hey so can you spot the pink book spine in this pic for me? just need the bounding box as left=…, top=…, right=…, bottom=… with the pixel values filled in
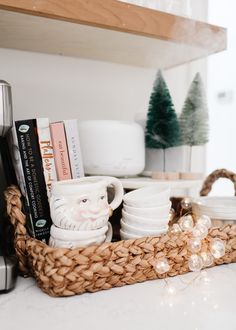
left=50, top=122, right=72, bottom=181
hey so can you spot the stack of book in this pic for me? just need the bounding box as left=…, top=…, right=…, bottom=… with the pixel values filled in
left=8, top=118, right=84, bottom=243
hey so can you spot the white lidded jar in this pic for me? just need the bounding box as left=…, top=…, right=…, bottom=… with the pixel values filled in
left=78, top=120, right=145, bottom=177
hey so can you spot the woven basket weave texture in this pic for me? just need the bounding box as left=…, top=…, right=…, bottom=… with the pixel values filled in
left=5, top=169, right=236, bottom=297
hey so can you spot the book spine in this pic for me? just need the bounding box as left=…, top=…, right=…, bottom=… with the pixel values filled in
left=64, top=119, right=84, bottom=179
left=7, top=127, right=35, bottom=238
left=50, top=122, right=72, bottom=181
left=15, top=119, right=52, bottom=242
left=36, top=118, right=57, bottom=197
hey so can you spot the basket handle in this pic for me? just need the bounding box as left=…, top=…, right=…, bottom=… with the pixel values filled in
left=4, top=185, right=30, bottom=275
left=200, top=169, right=236, bottom=196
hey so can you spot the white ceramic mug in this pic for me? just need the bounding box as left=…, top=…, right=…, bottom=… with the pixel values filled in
left=49, top=222, right=113, bottom=248
left=50, top=176, right=124, bottom=230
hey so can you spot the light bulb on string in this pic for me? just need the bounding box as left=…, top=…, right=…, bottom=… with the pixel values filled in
left=200, top=270, right=212, bottom=284
left=200, top=252, right=214, bottom=267
left=192, top=223, right=208, bottom=239
left=166, top=285, right=177, bottom=296
left=197, top=215, right=212, bottom=229
left=188, top=238, right=202, bottom=253
left=180, top=197, right=192, bottom=210
left=155, top=258, right=170, bottom=274
left=210, top=238, right=225, bottom=259
left=170, top=223, right=182, bottom=234
left=188, top=254, right=204, bottom=272
left=179, top=215, right=194, bottom=232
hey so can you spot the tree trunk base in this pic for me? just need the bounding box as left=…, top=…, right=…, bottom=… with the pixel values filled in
left=180, top=172, right=204, bottom=180
left=152, top=171, right=180, bottom=180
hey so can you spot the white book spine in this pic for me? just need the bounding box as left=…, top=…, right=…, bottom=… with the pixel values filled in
left=36, top=118, right=57, bottom=197
left=64, top=119, right=84, bottom=178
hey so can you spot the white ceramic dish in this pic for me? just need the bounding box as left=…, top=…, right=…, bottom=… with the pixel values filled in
left=123, top=202, right=171, bottom=218
left=120, top=229, right=140, bottom=240
left=192, top=196, right=236, bottom=221
left=50, top=223, right=109, bottom=240
left=120, top=218, right=168, bottom=236
left=49, top=223, right=112, bottom=248
left=123, top=186, right=170, bottom=208
left=193, top=208, right=236, bottom=220
left=49, top=234, right=107, bottom=248
left=211, top=219, right=235, bottom=226
left=120, top=226, right=167, bottom=240
left=193, top=208, right=236, bottom=217
left=193, top=196, right=236, bottom=210
left=122, top=210, right=169, bottom=229
left=193, top=205, right=236, bottom=214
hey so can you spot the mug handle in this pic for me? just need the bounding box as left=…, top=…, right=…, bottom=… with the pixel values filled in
left=105, top=222, right=113, bottom=242
left=105, top=177, right=124, bottom=212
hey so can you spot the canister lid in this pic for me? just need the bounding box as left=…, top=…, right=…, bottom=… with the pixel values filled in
left=0, top=80, right=10, bottom=86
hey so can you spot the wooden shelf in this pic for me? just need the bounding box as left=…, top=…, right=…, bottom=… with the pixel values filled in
left=0, top=0, right=227, bottom=68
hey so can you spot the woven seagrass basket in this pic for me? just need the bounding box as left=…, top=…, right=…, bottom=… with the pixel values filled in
left=5, top=169, right=236, bottom=297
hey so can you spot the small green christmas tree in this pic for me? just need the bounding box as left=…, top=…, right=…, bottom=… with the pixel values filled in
left=145, top=70, right=181, bottom=171
left=179, top=72, right=209, bottom=171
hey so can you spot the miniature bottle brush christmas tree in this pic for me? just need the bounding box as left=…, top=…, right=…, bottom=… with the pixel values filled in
left=179, top=72, right=209, bottom=173
left=145, top=70, right=181, bottom=172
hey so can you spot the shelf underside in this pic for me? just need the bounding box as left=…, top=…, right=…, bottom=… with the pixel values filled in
left=120, top=177, right=202, bottom=189
left=0, top=0, right=227, bottom=68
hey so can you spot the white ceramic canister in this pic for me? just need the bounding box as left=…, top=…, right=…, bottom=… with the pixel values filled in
left=78, top=120, right=145, bottom=177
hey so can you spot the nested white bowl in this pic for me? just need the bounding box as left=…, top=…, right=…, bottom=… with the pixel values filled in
left=123, top=186, right=170, bottom=208
left=50, top=223, right=109, bottom=240
left=120, top=229, right=140, bottom=240
left=123, top=202, right=171, bottom=218
left=193, top=196, right=236, bottom=211
left=49, top=223, right=112, bottom=248
left=49, top=222, right=113, bottom=248
left=49, top=233, right=106, bottom=248
left=211, top=219, right=235, bottom=226
left=193, top=205, right=236, bottom=215
left=192, top=196, right=236, bottom=220
left=121, top=218, right=168, bottom=236
left=193, top=208, right=236, bottom=220
left=122, top=210, right=169, bottom=229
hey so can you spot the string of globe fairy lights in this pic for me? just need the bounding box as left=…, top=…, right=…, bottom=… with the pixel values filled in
left=153, top=197, right=227, bottom=296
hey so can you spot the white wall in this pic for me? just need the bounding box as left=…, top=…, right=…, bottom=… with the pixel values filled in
left=0, top=0, right=208, bottom=184
left=164, top=0, right=208, bottom=114
left=0, top=1, right=209, bottom=220
left=207, top=0, right=236, bottom=195
left=0, top=48, right=156, bottom=122
left=0, top=47, right=206, bottom=125
left=0, top=1, right=208, bottom=124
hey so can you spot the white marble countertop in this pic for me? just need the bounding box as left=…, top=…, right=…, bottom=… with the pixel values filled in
left=1, top=264, right=236, bottom=330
